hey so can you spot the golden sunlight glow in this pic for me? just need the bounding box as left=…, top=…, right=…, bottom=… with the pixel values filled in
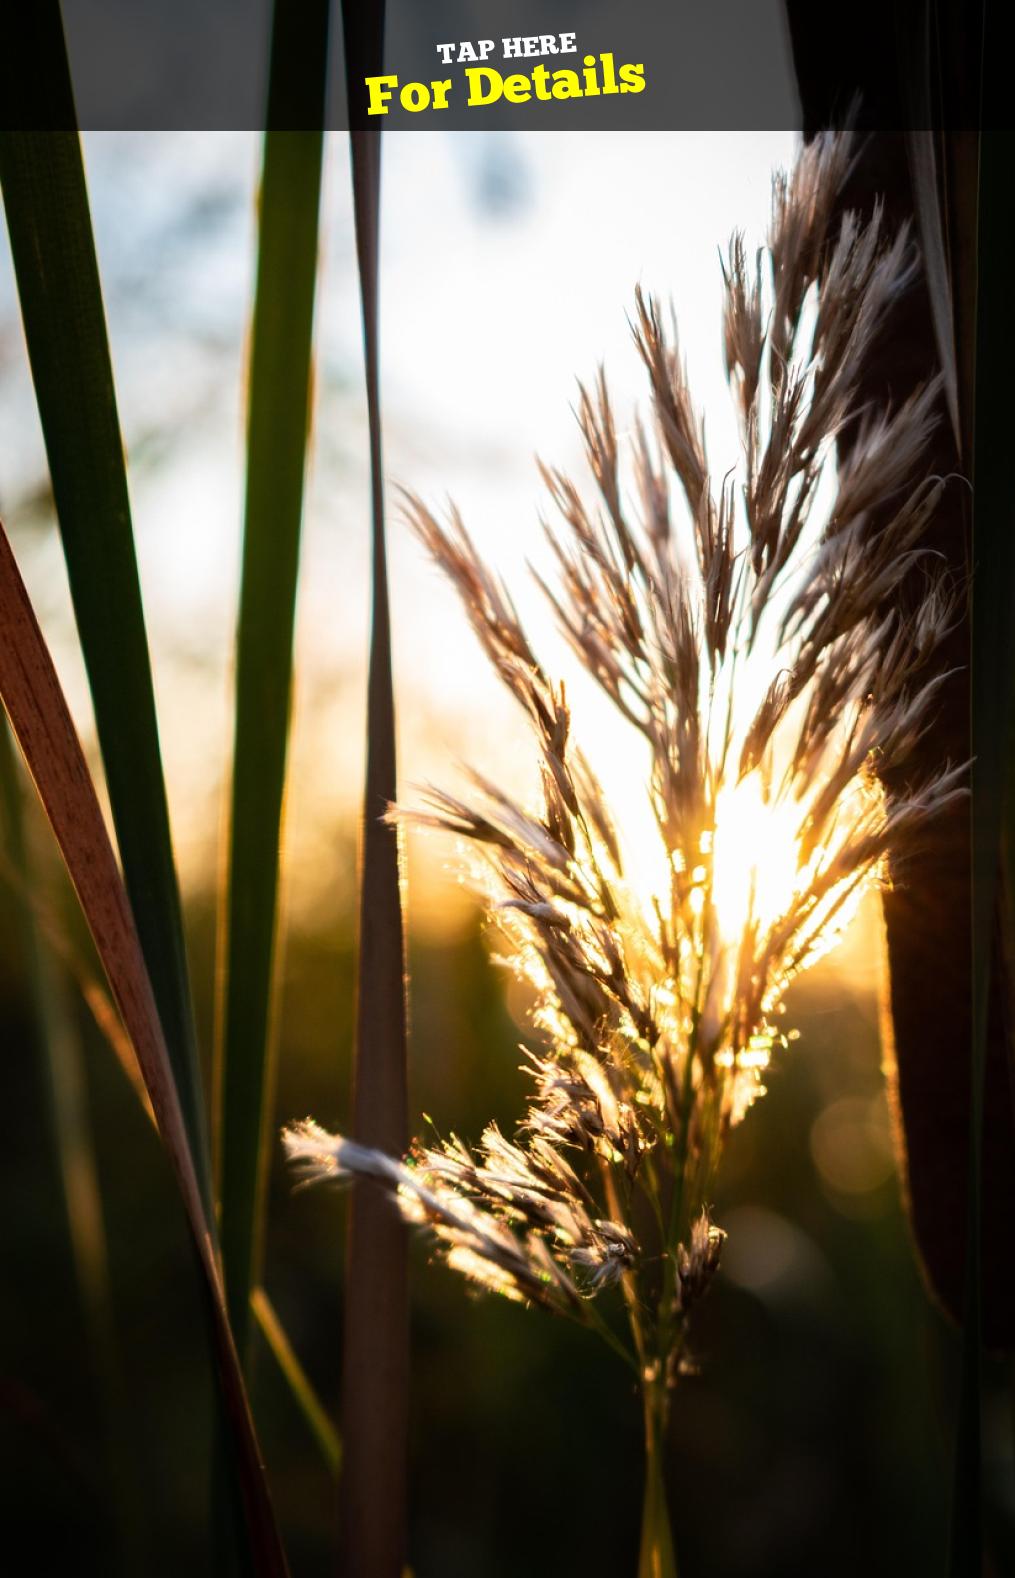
left=709, top=775, right=804, bottom=943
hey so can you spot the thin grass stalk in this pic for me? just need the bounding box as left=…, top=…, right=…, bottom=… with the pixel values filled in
left=215, top=0, right=330, bottom=1364
left=638, top=1380, right=678, bottom=1578
left=342, top=124, right=410, bottom=1573
left=0, top=720, right=144, bottom=1572
left=950, top=88, right=1015, bottom=1574
left=0, top=521, right=289, bottom=1575
left=0, top=30, right=209, bottom=1213
left=252, top=1288, right=343, bottom=1478
left=339, top=0, right=410, bottom=1570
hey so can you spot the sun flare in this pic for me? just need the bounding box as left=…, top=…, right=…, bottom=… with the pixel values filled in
left=710, top=775, right=803, bottom=944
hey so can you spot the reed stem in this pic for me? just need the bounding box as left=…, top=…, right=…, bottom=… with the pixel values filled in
left=638, top=1381, right=678, bottom=1578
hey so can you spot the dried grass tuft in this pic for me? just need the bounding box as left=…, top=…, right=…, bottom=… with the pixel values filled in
left=284, top=132, right=961, bottom=1405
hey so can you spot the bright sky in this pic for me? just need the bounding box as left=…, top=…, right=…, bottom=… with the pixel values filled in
left=0, top=129, right=801, bottom=926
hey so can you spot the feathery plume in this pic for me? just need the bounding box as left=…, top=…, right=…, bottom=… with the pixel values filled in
left=283, top=132, right=962, bottom=1555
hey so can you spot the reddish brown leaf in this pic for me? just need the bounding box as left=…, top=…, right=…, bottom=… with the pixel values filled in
left=338, top=2, right=411, bottom=1571
left=0, top=520, right=289, bottom=1575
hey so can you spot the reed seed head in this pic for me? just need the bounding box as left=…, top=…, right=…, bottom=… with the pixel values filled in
left=284, top=131, right=962, bottom=1389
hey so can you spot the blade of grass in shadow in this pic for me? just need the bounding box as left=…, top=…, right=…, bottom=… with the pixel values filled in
left=0, top=520, right=289, bottom=1577
left=252, top=1288, right=342, bottom=1478
left=215, top=0, right=331, bottom=1364
left=784, top=10, right=1011, bottom=1563
left=906, top=129, right=960, bottom=443
left=785, top=0, right=1015, bottom=1361
left=0, top=718, right=144, bottom=1573
left=0, top=817, right=338, bottom=1493
left=0, top=4, right=209, bottom=1209
left=899, top=4, right=960, bottom=447
left=0, top=821, right=154, bottom=1122
left=950, top=82, right=1015, bottom=1578
left=339, top=2, right=410, bottom=1572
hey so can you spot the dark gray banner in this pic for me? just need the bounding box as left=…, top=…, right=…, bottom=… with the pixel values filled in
left=51, top=0, right=800, bottom=130
left=5, top=0, right=993, bottom=131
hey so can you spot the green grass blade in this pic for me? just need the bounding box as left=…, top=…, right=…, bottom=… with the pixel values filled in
left=252, top=1288, right=342, bottom=1478
left=340, top=3, right=411, bottom=1571
left=0, top=52, right=209, bottom=1211
left=215, top=0, right=331, bottom=1362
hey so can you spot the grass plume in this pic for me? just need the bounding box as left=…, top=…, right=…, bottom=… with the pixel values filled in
left=283, top=131, right=961, bottom=1567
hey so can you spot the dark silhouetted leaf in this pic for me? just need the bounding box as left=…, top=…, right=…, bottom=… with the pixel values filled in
left=339, top=1, right=411, bottom=1573
left=786, top=4, right=1015, bottom=1571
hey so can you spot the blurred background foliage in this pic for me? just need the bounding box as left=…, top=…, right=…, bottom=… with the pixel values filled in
left=3, top=855, right=1014, bottom=1574
left=1, top=126, right=1014, bottom=1575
